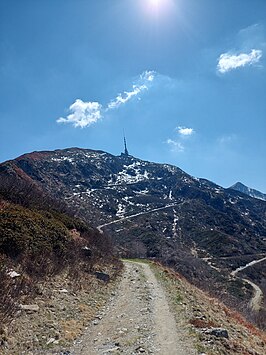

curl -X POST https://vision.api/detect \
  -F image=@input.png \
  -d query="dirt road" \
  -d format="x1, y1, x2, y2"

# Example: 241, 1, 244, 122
231, 256, 266, 277
70, 261, 195, 354
230, 256, 266, 311
97, 204, 179, 234
242, 278, 264, 312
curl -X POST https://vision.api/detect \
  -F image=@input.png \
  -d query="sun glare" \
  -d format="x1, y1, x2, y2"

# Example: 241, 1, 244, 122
149, 0, 161, 7
144, 0, 174, 17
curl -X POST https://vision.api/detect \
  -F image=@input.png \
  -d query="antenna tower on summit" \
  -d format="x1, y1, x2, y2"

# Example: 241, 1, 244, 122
123, 132, 129, 156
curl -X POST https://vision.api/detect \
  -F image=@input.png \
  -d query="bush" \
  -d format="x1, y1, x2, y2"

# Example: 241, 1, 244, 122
0, 205, 70, 258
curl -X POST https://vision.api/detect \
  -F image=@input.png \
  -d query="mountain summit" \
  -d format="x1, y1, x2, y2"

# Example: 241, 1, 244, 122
230, 182, 266, 201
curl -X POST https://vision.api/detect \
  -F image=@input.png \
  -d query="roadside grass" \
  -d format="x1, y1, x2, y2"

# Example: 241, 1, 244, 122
149, 261, 266, 355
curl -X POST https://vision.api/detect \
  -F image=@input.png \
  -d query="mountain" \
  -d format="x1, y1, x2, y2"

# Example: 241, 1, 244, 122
230, 182, 266, 201
0, 147, 265, 325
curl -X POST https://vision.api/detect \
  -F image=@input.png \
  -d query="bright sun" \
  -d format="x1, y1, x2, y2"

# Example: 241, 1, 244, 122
148, 0, 169, 11
150, 0, 161, 6
143, 0, 172, 17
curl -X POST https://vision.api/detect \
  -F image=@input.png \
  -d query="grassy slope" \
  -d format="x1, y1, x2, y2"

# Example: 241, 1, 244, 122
0, 189, 122, 352
149, 261, 266, 355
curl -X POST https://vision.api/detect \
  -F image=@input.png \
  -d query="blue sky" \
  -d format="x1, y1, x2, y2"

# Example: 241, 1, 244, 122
0, 0, 265, 191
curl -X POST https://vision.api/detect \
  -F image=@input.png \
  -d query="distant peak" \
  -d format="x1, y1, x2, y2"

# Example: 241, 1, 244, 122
229, 182, 266, 201
231, 182, 246, 188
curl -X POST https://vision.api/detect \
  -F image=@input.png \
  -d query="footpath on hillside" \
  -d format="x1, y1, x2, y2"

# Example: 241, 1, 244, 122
69, 261, 196, 355
231, 256, 266, 312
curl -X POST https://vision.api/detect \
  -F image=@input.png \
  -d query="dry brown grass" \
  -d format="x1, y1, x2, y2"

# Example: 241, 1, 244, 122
222, 306, 266, 341
0, 256, 29, 325
60, 319, 84, 341
189, 318, 218, 328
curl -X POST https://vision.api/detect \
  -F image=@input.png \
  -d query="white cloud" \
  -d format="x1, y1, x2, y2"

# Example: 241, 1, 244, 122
107, 84, 147, 110
166, 126, 194, 153
166, 139, 184, 153
177, 126, 194, 136
141, 70, 155, 82
57, 71, 156, 128
107, 70, 155, 110
217, 49, 262, 73
57, 99, 102, 128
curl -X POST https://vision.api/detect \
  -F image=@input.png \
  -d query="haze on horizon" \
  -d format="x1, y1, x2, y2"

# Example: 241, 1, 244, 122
0, 0, 265, 192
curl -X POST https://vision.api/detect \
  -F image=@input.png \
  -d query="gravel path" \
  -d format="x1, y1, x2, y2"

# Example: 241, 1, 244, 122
242, 278, 264, 311
231, 256, 266, 277
70, 261, 195, 355
231, 256, 266, 311
97, 204, 179, 234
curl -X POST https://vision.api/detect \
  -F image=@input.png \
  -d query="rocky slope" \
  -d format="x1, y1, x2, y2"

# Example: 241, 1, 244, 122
0, 147, 265, 325
0, 262, 121, 354
230, 182, 266, 201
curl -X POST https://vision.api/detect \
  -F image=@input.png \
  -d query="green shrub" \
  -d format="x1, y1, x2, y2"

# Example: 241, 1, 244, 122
0, 205, 70, 258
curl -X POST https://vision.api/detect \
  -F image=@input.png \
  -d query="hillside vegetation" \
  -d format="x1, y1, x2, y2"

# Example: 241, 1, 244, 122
0, 173, 121, 343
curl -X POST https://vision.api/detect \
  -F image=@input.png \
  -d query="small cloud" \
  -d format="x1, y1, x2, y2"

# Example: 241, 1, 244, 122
107, 70, 155, 110
57, 99, 102, 128
177, 126, 194, 136
166, 139, 184, 153
166, 125, 194, 153
107, 84, 147, 110
141, 70, 156, 82
217, 49, 262, 73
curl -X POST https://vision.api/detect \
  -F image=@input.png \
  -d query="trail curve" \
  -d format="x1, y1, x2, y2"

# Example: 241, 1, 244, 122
231, 256, 266, 311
